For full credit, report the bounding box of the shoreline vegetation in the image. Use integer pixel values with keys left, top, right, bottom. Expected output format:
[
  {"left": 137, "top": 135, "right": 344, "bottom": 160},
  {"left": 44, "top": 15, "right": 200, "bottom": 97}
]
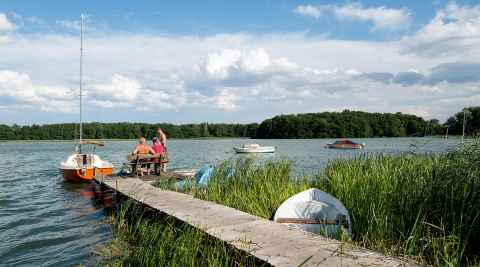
[
  {"left": 0, "top": 135, "right": 471, "bottom": 143},
  {"left": 2, "top": 107, "right": 479, "bottom": 140},
  {"left": 103, "top": 141, "right": 480, "bottom": 266}
]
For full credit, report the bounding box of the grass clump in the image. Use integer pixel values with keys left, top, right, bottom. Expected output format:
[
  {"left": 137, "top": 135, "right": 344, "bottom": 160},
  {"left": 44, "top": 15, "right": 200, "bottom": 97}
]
[
  {"left": 128, "top": 142, "right": 480, "bottom": 266},
  {"left": 185, "top": 158, "right": 312, "bottom": 220},
  {"left": 318, "top": 142, "right": 480, "bottom": 266},
  {"left": 101, "top": 202, "right": 266, "bottom": 267}
]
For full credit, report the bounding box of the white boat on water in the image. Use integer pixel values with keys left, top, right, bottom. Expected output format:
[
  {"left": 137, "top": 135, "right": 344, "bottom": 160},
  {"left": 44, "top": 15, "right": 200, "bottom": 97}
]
[
  {"left": 234, "top": 144, "right": 276, "bottom": 153},
  {"left": 274, "top": 188, "right": 352, "bottom": 238}
]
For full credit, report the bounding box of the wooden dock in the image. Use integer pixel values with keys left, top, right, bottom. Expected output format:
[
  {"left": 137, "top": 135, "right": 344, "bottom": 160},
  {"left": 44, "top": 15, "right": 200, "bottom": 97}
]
[{"left": 95, "top": 175, "right": 417, "bottom": 267}]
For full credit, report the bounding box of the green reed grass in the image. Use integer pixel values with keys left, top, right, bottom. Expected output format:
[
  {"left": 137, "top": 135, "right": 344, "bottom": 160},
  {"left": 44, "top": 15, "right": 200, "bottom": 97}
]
[
  {"left": 101, "top": 202, "right": 265, "bottom": 267},
  {"left": 156, "top": 158, "right": 313, "bottom": 220},
  {"left": 317, "top": 142, "right": 480, "bottom": 266},
  {"left": 131, "top": 142, "right": 480, "bottom": 266}
]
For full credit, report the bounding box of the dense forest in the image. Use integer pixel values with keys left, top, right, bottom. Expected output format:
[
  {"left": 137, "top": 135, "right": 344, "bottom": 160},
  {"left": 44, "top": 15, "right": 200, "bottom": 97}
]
[
  {"left": 0, "top": 107, "right": 478, "bottom": 140},
  {"left": 256, "top": 110, "right": 442, "bottom": 138},
  {"left": 444, "top": 106, "right": 480, "bottom": 136},
  {"left": 0, "top": 123, "right": 258, "bottom": 140}
]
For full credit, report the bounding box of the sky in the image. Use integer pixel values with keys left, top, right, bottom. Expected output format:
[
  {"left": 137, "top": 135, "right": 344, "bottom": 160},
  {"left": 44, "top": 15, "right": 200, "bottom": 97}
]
[{"left": 0, "top": 0, "right": 480, "bottom": 125}]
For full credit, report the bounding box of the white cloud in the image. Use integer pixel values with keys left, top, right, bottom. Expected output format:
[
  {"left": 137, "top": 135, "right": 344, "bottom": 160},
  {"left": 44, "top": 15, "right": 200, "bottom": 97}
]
[
  {"left": 0, "top": 13, "right": 15, "bottom": 31},
  {"left": 214, "top": 89, "right": 238, "bottom": 111},
  {"left": 194, "top": 48, "right": 297, "bottom": 85},
  {"left": 92, "top": 74, "right": 140, "bottom": 102},
  {"left": 334, "top": 3, "right": 411, "bottom": 31},
  {"left": 0, "top": 70, "right": 75, "bottom": 113},
  {"left": 293, "top": 3, "right": 411, "bottom": 31},
  {"left": 401, "top": 1, "right": 480, "bottom": 59},
  {"left": 2, "top": 4, "right": 480, "bottom": 123},
  {"left": 293, "top": 5, "right": 323, "bottom": 19}
]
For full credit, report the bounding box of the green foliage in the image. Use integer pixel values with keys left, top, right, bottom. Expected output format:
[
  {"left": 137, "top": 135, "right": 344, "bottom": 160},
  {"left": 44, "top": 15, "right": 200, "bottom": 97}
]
[
  {"left": 0, "top": 122, "right": 258, "bottom": 140},
  {"left": 256, "top": 110, "right": 442, "bottom": 138},
  {"left": 194, "top": 159, "right": 312, "bottom": 219},
  {"left": 4, "top": 107, "right": 480, "bottom": 140},
  {"left": 154, "top": 142, "right": 480, "bottom": 265},
  {"left": 445, "top": 107, "right": 480, "bottom": 137},
  {"left": 317, "top": 141, "right": 480, "bottom": 265},
  {"left": 103, "top": 202, "right": 264, "bottom": 267}
]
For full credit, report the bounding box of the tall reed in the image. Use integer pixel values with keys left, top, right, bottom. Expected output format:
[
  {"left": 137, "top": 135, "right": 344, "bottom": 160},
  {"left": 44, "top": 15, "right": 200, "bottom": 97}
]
[
  {"left": 101, "top": 201, "right": 265, "bottom": 266},
  {"left": 189, "top": 158, "right": 312, "bottom": 219},
  {"left": 142, "top": 142, "right": 480, "bottom": 266},
  {"left": 317, "top": 142, "right": 480, "bottom": 266}
]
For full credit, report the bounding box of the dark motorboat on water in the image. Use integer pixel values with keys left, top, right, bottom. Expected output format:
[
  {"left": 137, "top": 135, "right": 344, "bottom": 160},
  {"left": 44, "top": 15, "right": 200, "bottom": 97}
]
[{"left": 325, "top": 139, "right": 365, "bottom": 149}]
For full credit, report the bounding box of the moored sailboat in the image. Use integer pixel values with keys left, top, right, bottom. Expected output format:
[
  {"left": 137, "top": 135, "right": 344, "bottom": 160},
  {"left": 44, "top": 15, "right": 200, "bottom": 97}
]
[
  {"left": 59, "top": 15, "right": 113, "bottom": 182},
  {"left": 325, "top": 139, "right": 365, "bottom": 149},
  {"left": 233, "top": 144, "right": 276, "bottom": 153}
]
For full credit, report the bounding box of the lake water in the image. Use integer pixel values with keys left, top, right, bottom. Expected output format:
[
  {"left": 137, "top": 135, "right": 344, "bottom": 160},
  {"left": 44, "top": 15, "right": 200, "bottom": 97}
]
[{"left": 0, "top": 137, "right": 460, "bottom": 266}]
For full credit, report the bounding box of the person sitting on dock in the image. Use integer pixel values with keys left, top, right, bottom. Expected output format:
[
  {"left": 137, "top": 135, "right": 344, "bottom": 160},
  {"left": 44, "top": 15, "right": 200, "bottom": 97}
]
[
  {"left": 133, "top": 137, "right": 155, "bottom": 155},
  {"left": 131, "top": 137, "right": 155, "bottom": 176},
  {"left": 152, "top": 137, "right": 165, "bottom": 154}
]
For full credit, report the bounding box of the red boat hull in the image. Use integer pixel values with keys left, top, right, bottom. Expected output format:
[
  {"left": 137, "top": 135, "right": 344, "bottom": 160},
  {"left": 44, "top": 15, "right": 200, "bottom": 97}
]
[{"left": 326, "top": 144, "right": 363, "bottom": 149}]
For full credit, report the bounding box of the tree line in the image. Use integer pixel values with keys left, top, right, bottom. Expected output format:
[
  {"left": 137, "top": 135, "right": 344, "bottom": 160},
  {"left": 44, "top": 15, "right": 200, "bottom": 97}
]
[
  {"left": 0, "top": 122, "right": 258, "bottom": 140},
  {"left": 0, "top": 107, "right": 478, "bottom": 140}
]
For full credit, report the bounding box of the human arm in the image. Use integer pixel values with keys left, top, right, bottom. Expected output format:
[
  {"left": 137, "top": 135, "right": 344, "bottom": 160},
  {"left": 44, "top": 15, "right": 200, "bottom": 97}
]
[
  {"left": 132, "top": 145, "right": 139, "bottom": 154},
  {"left": 157, "top": 128, "right": 167, "bottom": 146}
]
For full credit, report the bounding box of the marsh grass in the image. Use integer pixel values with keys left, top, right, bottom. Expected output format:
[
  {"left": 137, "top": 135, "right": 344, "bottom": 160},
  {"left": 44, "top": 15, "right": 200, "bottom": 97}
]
[
  {"left": 193, "top": 158, "right": 313, "bottom": 219},
  {"left": 318, "top": 142, "right": 480, "bottom": 266},
  {"left": 101, "top": 201, "right": 266, "bottom": 267},
  {"left": 120, "top": 142, "right": 480, "bottom": 266}
]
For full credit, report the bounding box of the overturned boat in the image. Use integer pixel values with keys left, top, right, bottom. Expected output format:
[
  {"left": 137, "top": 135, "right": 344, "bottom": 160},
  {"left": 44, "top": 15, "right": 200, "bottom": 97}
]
[
  {"left": 326, "top": 139, "right": 365, "bottom": 149},
  {"left": 274, "top": 188, "right": 352, "bottom": 238},
  {"left": 234, "top": 144, "right": 276, "bottom": 153}
]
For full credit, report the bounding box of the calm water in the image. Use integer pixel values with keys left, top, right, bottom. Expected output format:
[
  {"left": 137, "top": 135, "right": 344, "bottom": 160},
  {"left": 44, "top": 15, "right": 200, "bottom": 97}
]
[{"left": 0, "top": 138, "right": 460, "bottom": 266}]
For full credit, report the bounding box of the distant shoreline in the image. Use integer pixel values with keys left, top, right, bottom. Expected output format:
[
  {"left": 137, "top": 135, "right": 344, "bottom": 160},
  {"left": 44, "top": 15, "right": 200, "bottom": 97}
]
[
  {"left": 0, "top": 137, "right": 253, "bottom": 142},
  {"left": 0, "top": 136, "right": 467, "bottom": 143}
]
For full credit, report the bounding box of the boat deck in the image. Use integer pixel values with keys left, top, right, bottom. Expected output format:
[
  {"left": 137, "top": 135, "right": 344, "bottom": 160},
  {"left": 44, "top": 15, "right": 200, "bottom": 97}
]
[{"left": 94, "top": 175, "right": 417, "bottom": 267}]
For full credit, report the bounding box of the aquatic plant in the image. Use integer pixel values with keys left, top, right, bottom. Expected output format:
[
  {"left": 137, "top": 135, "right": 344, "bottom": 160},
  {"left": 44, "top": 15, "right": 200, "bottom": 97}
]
[
  {"left": 158, "top": 158, "right": 313, "bottom": 220},
  {"left": 101, "top": 201, "right": 265, "bottom": 267},
  {"left": 133, "top": 142, "right": 480, "bottom": 266},
  {"left": 318, "top": 141, "right": 480, "bottom": 266}
]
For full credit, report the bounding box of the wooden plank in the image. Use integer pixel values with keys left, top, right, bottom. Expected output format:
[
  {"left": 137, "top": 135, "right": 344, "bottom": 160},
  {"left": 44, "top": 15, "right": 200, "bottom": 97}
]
[
  {"left": 126, "top": 153, "right": 162, "bottom": 161},
  {"left": 95, "top": 176, "right": 417, "bottom": 267}
]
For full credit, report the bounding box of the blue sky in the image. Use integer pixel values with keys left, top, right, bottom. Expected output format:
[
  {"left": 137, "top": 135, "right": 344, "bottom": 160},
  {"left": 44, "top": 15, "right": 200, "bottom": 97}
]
[
  {"left": 0, "top": 1, "right": 480, "bottom": 124},
  {"left": 1, "top": 0, "right": 438, "bottom": 37}
]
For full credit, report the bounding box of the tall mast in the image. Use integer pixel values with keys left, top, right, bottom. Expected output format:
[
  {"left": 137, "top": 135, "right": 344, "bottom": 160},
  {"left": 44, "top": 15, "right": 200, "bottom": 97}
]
[
  {"left": 79, "top": 14, "right": 84, "bottom": 152},
  {"left": 462, "top": 109, "right": 466, "bottom": 143}
]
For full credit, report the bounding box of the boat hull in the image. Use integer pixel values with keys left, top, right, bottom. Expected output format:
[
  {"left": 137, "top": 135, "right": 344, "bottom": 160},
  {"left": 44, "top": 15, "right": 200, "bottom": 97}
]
[
  {"left": 325, "top": 144, "right": 363, "bottom": 149},
  {"left": 60, "top": 167, "right": 113, "bottom": 182},
  {"left": 234, "top": 147, "right": 276, "bottom": 153},
  {"left": 274, "top": 188, "right": 352, "bottom": 238}
]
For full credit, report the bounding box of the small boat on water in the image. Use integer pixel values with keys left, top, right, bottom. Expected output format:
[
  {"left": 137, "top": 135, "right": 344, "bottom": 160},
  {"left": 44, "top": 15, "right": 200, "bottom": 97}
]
[
  {"left": 234, "top": 144, "right": 276, "bottom": 153},
  {"left": 59, "top": 15, "right": 113, "bottom": 182},
  {"left": 274, "top": 188, "right": 352, "bottom": 238},
  {"left": 60, "top": 141, "right": 113, "bottom": 182},
  {"left": 325, "top": 139, "right": 365, "bottom": 149}
]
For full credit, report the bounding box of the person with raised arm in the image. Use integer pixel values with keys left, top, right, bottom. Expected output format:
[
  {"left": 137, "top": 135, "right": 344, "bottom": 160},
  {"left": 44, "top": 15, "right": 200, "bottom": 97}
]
[{"left": 155, "top": 128, "right": 168, "bottom": 172}]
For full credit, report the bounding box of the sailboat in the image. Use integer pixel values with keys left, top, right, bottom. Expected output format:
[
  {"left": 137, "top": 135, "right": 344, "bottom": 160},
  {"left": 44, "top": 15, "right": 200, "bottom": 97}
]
[{"left": 59, "top": 14, "right": 113, "bottom": 182}]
